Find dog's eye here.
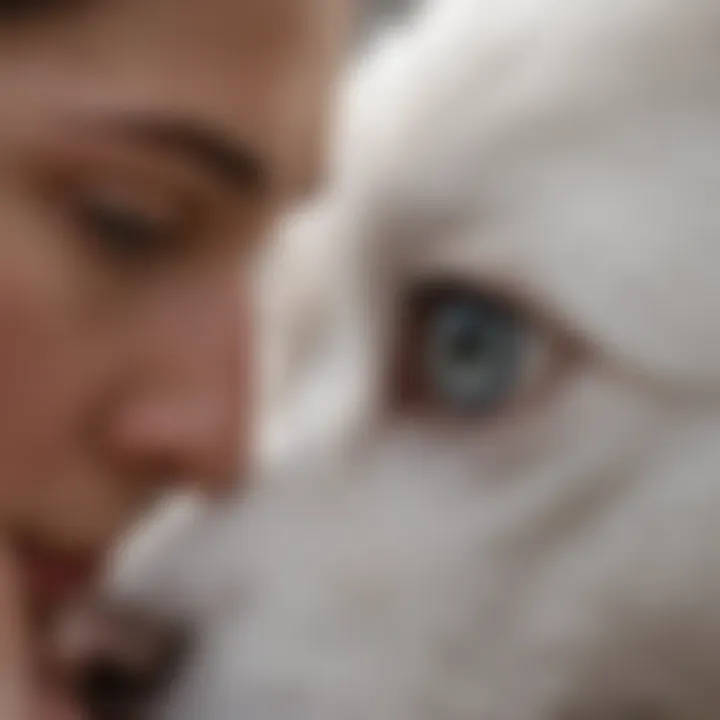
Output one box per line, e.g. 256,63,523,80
395,284,535,416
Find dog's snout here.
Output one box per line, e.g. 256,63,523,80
79,658,157,720
53,601,190,720
79,633,188,720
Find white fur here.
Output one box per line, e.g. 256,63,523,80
109,0,720,717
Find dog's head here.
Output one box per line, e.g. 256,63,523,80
72,0,720,718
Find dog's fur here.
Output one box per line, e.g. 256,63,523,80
105,0,720,717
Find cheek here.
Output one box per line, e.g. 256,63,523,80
486,371,670,482
237,281,253,474
0,154,144,543
0,255,92,515
0,178,89,423
382,370,674,504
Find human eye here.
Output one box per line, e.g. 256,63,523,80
71,181,192,268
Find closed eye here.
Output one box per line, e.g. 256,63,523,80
75,189,185,267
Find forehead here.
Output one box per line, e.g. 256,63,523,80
0,0,350,195
345,0,720,391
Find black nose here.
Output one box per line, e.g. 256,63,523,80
77,631,189,720
79,659,152,720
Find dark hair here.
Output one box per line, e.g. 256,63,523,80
0,0,82,21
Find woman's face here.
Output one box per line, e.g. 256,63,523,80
0,0,346,606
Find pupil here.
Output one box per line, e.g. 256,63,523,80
424,294,521,414
449,326,487,364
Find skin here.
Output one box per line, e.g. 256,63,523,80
0,0,349,715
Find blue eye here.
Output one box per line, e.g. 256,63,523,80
419,288,523,414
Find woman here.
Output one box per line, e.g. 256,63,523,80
0,0,348,716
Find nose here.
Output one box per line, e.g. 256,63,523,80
105,273,251,496
53,599,190,720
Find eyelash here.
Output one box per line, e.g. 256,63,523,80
76,196,177,265
64,181,198,269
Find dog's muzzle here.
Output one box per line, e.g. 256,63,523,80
52,599,190,720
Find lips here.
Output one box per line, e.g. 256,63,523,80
14,534,101,606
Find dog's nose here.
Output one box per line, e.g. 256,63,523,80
77,648,185,720
79,659,160,720
52,600,190,720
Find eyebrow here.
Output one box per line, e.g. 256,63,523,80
97,115,269,195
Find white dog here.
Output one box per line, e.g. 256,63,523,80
85,0,720,718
